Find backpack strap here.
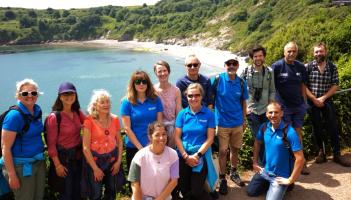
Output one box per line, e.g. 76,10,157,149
52,111,62,134
8,105,31,135
212,74,220,107
239,76,245,108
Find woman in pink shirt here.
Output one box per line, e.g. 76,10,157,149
46,82,85,200
153,60,182,148
128,121,179,200
82,89,123,200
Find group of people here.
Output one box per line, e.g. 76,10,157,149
0,41,349,200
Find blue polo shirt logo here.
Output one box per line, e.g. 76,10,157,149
148,106,156,111
296,72,301,76
198,119,207,123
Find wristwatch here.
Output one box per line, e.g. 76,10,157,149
197,152,203,158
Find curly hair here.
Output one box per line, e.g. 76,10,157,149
87,89,111,119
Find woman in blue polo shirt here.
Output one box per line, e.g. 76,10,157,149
120,70,163,170
1,79,45,200
175,83,218,200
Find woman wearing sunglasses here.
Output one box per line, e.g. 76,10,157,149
82,89,123,200
1,79,46,200
45,82,85,200
175,83,218,200
120,70,163,171
153,60,182,148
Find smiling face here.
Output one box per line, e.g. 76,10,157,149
284,42,298,64
266,103,284,128
17,84,38,109
59,92,76,108
224,59,239,76
185,56,201,78
252,50,265,67
96,96,111,116
155,64,170,83
314,45,327,63
186,87,202,109
149,126,167,148
133,74,148,94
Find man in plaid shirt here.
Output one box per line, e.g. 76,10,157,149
306,42,350,167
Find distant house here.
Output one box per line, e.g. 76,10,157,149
332,0,351,5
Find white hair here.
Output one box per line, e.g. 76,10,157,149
15,78,40,98
87,89,111,119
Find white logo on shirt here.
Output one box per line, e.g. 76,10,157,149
276,135,283,139
279,73,288,77
148,107,156,111
198,119,207,123
296,72,301,76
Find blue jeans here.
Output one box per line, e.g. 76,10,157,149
87,165,118,200
247,113,268,165
247,170,288,200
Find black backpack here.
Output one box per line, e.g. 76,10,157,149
0,105,42,157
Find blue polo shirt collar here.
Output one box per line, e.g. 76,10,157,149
224,73,238,82
267,121,286,132
184,106,206,115
17,101,41,117
136,97,152,104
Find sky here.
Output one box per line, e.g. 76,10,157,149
0,0,161,9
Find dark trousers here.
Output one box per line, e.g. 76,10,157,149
310,100,340,156
87,164,117,200
126,147,139,193
178,158,212,200
60,159,82,200
248,113,268,165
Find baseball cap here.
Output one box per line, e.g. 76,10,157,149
58,82,77,94
224,55,239,64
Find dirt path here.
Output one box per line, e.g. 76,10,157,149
220,152,351,200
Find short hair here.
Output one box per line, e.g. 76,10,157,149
284,41,298,52
126,70,157,105
313,42,327,52
15,78,39,98
154,60,171,74
267,101,282,111
249,45,266,59
184,54,201,65
184,83,204,97
87,89,111,119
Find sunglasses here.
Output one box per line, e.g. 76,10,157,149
20,91,38,97
61,92,75,96
187,94,201,98
225,61,239,66
186,63,199,68
134,79,148,85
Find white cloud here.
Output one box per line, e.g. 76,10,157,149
0,0,160,9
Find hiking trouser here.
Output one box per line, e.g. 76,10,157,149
3,160,46,200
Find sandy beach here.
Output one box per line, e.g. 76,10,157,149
53,39,248,76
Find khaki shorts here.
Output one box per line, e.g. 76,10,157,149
217,126,243,150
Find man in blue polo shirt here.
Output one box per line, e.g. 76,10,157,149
246,102,305,200
271,41,309,175
213,56,248,195
176,54,212,108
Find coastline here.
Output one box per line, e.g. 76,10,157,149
47,39,248,75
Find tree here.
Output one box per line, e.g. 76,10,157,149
19,15,36,28
28,10,37,18
4,10,16,20
62,10,70,17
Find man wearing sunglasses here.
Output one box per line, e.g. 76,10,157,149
176,54,213,108
213,56,249,195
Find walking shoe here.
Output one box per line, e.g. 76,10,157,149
230,171,245,187
315,150,327,164
301,163,310,175
218,178,228,195
333,155,351,167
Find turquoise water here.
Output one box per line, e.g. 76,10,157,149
0,45,221,116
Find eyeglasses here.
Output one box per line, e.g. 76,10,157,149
20,91,38,97
225,61,239,66
187,94,201,98
61,92,75,96
104,130,110,135
186,63,199,68
134,79,148,85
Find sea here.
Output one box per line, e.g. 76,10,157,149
0,45,223,116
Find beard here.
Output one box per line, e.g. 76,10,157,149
315,55,326,63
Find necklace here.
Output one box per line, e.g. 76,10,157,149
97,116,111,135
